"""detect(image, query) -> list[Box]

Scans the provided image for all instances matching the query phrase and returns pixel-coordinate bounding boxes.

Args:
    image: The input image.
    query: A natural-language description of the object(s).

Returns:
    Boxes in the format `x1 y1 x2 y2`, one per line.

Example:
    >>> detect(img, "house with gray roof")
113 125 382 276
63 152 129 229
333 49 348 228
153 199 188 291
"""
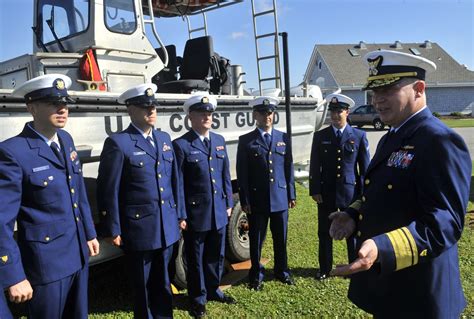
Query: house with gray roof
304 41 474 114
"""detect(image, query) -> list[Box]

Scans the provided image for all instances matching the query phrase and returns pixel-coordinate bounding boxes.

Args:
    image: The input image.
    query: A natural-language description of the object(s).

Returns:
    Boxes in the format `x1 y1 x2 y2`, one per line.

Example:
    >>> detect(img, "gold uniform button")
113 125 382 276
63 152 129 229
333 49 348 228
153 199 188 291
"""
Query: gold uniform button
337 166 341 169
357 231 362 237
211 168 214 172
73 203 78 208
43 181 48 186
269 169 273 173
269 151 272 155
139 162 144 166
160 187 164 192
254 153 258 157
209 157 213 160
362 196 366 202
269 160 273 164
161 200 165 204
337 157 341 161
212 179 216 183
135 214 140 218
337 149 341 153
70 188 75 194
192 201 196 205
358 214 363 221
324 150 327 153
157 161 160 165
158 174 162 178
337 174 341 178
76 217 80 222
101 211 107 216
365 179 370 185
45 236 50 242
214 190 217 194
195 159 199 162
270 178 274 182
68 175 72 180
387 184 393 190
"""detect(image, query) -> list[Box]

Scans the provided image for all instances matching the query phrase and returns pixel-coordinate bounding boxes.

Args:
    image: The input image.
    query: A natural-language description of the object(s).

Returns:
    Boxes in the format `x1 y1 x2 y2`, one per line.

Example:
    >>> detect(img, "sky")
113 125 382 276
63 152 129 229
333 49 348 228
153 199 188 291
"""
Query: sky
0 0 472 91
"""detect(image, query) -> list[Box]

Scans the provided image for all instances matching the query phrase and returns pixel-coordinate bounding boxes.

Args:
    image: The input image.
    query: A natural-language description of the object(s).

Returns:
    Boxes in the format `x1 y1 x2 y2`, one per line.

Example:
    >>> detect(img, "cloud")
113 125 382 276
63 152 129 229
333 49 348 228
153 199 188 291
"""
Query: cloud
230 32 246 40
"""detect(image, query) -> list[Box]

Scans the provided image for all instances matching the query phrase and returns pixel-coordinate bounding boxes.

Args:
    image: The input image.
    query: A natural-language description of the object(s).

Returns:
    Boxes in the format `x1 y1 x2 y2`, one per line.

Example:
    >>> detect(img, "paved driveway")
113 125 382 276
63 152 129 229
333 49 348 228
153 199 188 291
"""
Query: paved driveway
364 127 474 160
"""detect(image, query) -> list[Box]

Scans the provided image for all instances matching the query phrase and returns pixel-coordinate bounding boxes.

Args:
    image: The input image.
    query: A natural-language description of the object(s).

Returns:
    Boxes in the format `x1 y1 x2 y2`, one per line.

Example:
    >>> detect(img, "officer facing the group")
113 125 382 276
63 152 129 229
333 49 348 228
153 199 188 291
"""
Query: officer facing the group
329 50 471 318
0 74 99 318
173 94 235 318
309 93 370 280
97 83 186 318
236 97 296 291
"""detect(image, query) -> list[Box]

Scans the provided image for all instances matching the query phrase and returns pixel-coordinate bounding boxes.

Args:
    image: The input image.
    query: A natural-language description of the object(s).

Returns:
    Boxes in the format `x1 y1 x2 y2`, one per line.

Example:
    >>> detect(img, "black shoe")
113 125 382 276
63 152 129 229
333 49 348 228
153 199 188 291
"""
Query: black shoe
190 303 206 318
279 276 295 285
249 280 264 291
315 270 329 280
209 294 236 304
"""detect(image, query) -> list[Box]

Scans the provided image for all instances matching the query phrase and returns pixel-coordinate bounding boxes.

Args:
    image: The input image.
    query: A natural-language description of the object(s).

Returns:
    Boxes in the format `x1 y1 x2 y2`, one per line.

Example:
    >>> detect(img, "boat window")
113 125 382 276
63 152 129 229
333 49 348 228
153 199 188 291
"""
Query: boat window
39 0 89 44
104 0 137 34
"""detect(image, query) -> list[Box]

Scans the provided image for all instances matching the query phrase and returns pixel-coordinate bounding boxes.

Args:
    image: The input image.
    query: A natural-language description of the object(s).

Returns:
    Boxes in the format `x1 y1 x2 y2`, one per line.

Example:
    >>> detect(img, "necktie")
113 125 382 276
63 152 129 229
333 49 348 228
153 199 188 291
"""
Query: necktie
50 141 65 166
336 130 342 143
264 133 271 148
146 136 155 148
203 137 210 151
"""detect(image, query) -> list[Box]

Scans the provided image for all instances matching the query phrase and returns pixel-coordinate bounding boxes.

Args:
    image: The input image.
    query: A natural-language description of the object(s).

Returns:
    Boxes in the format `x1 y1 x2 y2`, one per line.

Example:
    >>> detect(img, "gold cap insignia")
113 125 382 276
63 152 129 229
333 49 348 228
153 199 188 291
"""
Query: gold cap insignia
145 88 154 96
55 79 65 90
263 99 270 105
420 249 427 256
1 255 8 263
331 97 339 103
201 96 209 104
368 56 383 76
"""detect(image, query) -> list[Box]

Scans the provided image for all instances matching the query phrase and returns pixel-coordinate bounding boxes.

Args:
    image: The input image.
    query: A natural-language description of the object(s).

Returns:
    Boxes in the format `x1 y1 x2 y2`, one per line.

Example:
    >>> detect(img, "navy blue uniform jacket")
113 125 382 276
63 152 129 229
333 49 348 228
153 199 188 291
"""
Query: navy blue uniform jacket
237 128 296 213
0 124 96 287
97 125 185 251
346 108 471 318
173 131 233 232
309 125 370 208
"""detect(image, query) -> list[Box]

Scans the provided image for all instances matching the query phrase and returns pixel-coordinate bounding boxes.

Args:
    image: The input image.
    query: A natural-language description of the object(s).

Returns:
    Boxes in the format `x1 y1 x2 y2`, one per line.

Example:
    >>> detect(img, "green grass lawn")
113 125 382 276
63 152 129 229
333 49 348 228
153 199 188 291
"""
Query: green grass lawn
89 182 473 318
10 181 474 318
441 118 474 128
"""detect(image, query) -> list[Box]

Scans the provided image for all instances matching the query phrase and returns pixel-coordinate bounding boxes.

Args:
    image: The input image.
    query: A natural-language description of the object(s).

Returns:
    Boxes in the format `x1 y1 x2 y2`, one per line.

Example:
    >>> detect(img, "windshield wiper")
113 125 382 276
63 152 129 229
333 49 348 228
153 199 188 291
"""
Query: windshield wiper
46 6 68 53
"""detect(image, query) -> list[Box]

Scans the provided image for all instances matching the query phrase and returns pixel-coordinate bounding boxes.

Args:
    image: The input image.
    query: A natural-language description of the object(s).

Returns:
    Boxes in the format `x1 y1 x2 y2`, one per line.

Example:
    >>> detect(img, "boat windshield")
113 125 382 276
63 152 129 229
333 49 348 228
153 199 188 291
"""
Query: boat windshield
38 0 90 45
104 0 137 34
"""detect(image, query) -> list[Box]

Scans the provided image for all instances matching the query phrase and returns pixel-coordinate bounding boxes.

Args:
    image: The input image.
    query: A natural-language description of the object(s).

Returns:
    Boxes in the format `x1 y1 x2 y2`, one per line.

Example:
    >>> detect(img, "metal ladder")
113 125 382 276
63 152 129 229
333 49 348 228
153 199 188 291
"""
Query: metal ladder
251 0 282 95
185 13 208 39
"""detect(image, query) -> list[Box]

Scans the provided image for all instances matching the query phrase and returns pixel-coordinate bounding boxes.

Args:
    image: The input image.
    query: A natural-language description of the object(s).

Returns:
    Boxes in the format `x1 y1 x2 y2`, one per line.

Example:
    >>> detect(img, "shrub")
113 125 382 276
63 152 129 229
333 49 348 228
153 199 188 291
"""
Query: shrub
450 111 463 117
432 112 441 118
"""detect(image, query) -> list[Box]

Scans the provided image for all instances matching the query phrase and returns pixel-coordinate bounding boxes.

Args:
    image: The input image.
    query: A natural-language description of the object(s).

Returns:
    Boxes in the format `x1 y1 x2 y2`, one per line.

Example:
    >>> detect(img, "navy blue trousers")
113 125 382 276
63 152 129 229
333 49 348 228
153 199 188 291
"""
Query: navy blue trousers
27 265 89 319
183 226 226 305
318 203 356 274
128 246 174 319
248 210 290 282
1 290 13 319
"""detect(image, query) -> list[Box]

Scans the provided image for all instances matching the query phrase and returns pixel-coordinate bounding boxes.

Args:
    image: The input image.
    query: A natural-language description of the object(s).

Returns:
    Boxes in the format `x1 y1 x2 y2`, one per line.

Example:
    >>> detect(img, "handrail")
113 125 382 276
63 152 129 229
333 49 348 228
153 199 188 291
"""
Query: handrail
144 0 168 66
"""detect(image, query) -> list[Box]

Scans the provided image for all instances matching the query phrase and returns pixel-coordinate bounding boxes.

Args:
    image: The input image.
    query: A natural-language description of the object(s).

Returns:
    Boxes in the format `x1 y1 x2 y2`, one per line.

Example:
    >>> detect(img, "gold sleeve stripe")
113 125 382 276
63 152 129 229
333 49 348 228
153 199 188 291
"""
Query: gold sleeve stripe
349 200 362 211
386 227 418 271
367 72 418 81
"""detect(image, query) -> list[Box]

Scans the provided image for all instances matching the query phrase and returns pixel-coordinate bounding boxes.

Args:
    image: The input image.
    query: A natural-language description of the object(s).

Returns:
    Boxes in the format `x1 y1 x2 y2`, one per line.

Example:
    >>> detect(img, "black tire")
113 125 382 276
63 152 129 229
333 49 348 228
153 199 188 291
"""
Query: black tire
172 236 187 290
225 201 250 262
373 118 385 130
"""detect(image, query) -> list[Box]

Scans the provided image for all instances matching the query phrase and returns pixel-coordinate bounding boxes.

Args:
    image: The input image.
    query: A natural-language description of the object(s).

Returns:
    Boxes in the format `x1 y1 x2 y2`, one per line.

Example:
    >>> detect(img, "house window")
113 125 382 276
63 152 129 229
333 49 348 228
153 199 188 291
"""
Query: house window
318 61 322 69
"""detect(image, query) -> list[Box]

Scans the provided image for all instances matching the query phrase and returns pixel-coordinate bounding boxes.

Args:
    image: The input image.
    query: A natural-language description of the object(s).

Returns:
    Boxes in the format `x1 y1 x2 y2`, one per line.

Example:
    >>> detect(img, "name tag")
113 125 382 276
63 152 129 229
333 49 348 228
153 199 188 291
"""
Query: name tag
133 151 146 156
32 165 50 172
216 145 225 151
190 151 201 155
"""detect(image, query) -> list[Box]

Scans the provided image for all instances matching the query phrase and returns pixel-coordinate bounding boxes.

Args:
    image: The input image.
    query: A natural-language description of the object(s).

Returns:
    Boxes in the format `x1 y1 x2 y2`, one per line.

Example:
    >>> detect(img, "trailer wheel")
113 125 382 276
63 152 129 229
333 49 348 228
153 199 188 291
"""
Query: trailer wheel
173 237 187 290
226 201 250 262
